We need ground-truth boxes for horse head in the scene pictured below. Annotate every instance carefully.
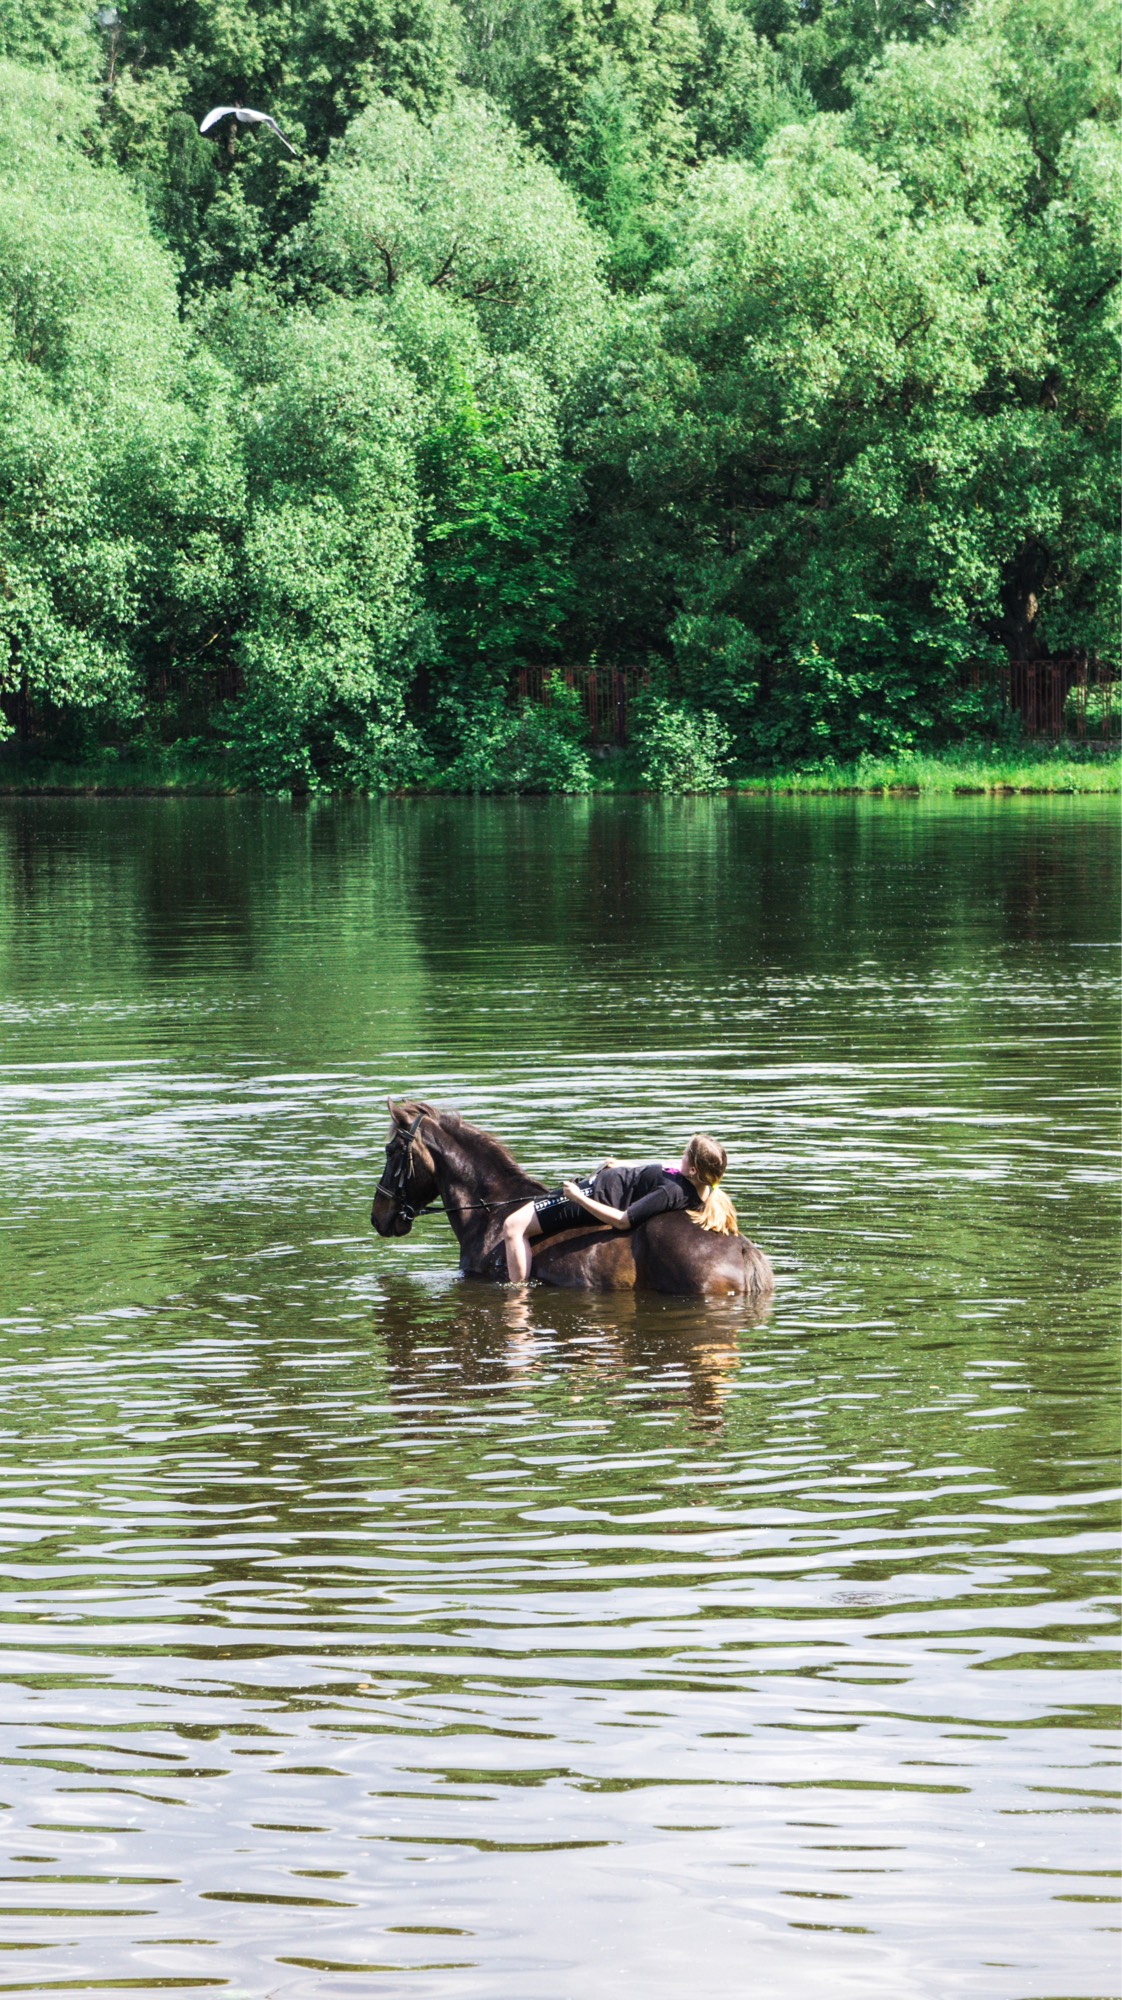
[371,1100,441,1236]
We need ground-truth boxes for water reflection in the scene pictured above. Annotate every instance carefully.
[0,794,1117,1998]
[374,1274,768,1428]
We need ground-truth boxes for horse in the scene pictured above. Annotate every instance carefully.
[370,1100,774,1300]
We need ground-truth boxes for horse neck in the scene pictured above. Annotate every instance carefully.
[426,1123,543,1234]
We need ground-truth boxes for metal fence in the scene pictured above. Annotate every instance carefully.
[515,664,647,745]
[519,659,1120,747]
[982,659,1120,741]
[4,654,1117,750]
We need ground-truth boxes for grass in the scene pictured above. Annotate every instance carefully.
[734,744,1121,796]
[0,742,237,793]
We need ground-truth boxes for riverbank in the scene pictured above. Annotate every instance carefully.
[0,742,1117,797]
[734,747,1121,795]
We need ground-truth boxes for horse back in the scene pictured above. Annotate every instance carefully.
[531,1228,638,1291]
[529,1213,773,1299]
[632,1212,774,1299]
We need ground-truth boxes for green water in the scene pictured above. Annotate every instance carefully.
[0,795,1117,1999]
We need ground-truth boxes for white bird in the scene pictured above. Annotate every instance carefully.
[198,105,299,156]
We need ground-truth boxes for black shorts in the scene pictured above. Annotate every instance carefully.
[532,1177,595,1240]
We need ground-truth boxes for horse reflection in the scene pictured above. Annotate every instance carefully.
[371,1274,771,1429]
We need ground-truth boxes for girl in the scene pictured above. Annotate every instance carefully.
[502,1133,737,1282]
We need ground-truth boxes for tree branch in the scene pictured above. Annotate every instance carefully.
[894,313,934,350]
[430,239,460,288]
[1082,270,1120,314]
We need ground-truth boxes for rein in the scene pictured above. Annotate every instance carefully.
[375,1110,531,1224]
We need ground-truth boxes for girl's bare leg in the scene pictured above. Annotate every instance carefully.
[503,1200,542,1282]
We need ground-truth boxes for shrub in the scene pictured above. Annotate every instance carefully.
[443,673,593,791]
[632,692,732,791]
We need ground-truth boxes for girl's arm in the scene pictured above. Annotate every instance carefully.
[562,1181,630,1228]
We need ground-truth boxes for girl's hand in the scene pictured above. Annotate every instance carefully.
[562,1183,629,1229]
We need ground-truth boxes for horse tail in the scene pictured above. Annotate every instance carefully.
[739,1237,774,1301]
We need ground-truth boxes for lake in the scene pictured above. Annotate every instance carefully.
[0,793,1117,1999]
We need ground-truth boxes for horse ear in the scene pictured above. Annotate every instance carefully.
[387,1097,406,1126]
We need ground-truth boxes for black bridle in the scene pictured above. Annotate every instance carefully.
[374,1109,536,1225]
[374,1110,443,1225]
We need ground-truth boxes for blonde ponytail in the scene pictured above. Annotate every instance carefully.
[690,1185,739,1235]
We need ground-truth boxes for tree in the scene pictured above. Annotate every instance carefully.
[200,288,427,788]
[0,63,204,742]
[458,0,813,283]
[574,7,1118,759]
[98,0,464,290]
[304,90,607,389]
[0,0,1116,784]
[0,0,100,81]
[422,389,577,716]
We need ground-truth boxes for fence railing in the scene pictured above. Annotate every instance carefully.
[515,664,647,745]
[522,659,1120,747]
[3,654,1117,750]
[970,658,1121,741]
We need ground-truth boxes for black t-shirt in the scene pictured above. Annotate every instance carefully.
[590,1162,702,1228]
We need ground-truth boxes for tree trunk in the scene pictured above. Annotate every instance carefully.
[1000,539,1050,663]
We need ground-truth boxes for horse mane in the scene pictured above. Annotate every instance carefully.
[398,1101,542,1189]
[455,1120,528,1178]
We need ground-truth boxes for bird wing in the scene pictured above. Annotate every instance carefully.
[199,104,299,154]
[259,114,299,155]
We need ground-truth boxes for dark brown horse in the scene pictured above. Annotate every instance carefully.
[370,1101,774,1300]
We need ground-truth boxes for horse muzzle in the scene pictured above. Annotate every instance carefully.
[371,1195,413,1237]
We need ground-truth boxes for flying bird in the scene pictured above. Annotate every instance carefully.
[198,105,299,155]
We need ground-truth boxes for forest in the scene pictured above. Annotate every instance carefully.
[0,0,1117,790]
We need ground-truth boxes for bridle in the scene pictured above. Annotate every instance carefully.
[374,1110,443,1225]
[374,1109,534,1224]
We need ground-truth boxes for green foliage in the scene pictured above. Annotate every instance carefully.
[97,0,463,290]
[0,0,100,79]
[577,1,1120,762]
[1064,681,1121,737]
[632,691,732,790]
[0,0,1117,789]
[0,64,197,738]
[735,742,1121,792]
[762,0,968,111]
[109,0,463,143]
[443,673,594,790]
[458,0,815,284]
[305,90,606,386]
[207,292,427,790]
[422,395,577,706]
